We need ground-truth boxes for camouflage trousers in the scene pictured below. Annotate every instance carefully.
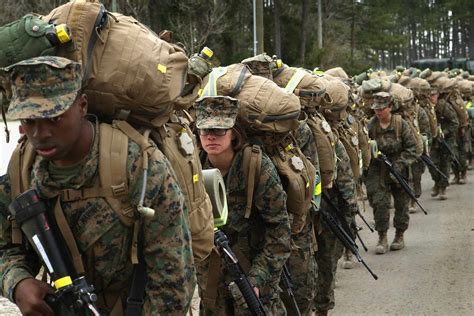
[429,138,457,189]
[452,133,468,174]
[283,219,317,315]
[410,159,425,197]
[314,229,340,312]
[365,167,410,232]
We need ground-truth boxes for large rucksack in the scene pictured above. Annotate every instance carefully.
[41,0,188,127]
[273,66,337,189]
[200,65,316,234]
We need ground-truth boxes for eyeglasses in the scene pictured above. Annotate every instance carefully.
[198,128,229,136]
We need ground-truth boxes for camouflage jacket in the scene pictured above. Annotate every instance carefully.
[294,121,320,172]
[203,147,291,299]
[0,123,195,314]
[436,98,460,140]
[333,140,358,218]
[417,102,432,142]
[368,114,418,172]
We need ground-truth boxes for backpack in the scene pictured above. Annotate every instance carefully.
[418,100,439,138]
[200,64,301,133]
[448,90,469,128]
[42,0,188,127]
[273,67,337,189]
[200,66,316,234]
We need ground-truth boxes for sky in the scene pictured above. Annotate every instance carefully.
[1,121,22,175]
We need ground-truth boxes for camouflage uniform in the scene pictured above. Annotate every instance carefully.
[429,97,459,190]
[291,121,319,315]
[0,57,195,314]
[410,104,431,198]
[196,97,291,316]
[314,140,357,313]
[366,112,417,233]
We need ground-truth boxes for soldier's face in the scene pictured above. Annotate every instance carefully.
[374,106,391,121]
[20,94,89,165]
[199,128,234,156]
[430,92,439,104]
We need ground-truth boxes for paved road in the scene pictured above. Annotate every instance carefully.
[333,169,473,315]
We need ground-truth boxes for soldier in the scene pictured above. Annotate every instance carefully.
[366,92,417,254]
[0,57,196,314]
[196,96,291,315]
[430,78,460,199]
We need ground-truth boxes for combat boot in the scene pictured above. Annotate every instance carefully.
[375,231,388,254]
[342,248,355,269]
[450,173,460,184]
[458,171,466,184]
[439,187,447,200]
[408,199,417,214]
[431,184,439,197]
[390,229,405,250]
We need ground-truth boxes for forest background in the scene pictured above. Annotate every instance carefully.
[2,0,473,75]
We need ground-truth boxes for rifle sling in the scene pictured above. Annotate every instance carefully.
[125,220,147,316]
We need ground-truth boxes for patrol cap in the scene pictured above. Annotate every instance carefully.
[371,92,392,110]
[241,53,275,79]
[195,96,240,129]
[2,56,82,120]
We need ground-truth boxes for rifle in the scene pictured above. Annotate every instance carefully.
[279,264,301,316]
[320,194,378,280]
[376,153,428,215]
[9,189,101,316]
[420,153,448,181]
[437,135,461,169]
[214,230,267,316]
[352,219,369,252]
[355,207,374,233]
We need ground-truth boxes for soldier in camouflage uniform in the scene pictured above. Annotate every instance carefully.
[406,79,433,213]
[366,92,417,254]
[429,78,460,199]
[0,57,195,315]
[196,96,291,315]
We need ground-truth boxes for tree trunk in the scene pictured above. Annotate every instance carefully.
[299,0,309,65]
[452,16,459,58]
[350,0,356,66]
[468,17,474,58]
[273,0,282,58]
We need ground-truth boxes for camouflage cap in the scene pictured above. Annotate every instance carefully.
[195,96,240,129]
[241,53,275,79]
[371,91,392,110]
[2,56,82,120]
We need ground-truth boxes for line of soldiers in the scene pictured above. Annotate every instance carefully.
[189,57,473,315]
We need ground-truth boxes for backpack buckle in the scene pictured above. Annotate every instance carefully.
[111,183,128,197]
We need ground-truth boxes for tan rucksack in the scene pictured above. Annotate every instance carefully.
[43,0,188,127]
[273,67,337,189]
[200,64,301,133]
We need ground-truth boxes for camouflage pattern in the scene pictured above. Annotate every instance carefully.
[294,121,320,171]
[429,98,459,189]
[2,56,82,120]
[314,140,357,313]
[370,91,392,110]
[410,105,431,197]
[195,96,240,130]
[366,115,417,232]
[200,148,291,315]
[241,54,275,80]
[0,123,196,314]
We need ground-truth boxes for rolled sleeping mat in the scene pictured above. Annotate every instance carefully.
[202,168,228,228]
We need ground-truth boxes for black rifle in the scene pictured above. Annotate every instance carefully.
[355,207,374,233]
[320,194,378,280]
[420,153,448,181]
[214,230,267,316]
[376,153,428,215]
[437,136,461,169]
[352,219,369,252]
[280,264,301,316]
[9,189,101,316]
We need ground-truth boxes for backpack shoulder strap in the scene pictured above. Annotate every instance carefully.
[241,144,262,219]
[8,139,36,244]
[393,114,402,141]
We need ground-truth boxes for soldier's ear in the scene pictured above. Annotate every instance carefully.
[78,93,88,116]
